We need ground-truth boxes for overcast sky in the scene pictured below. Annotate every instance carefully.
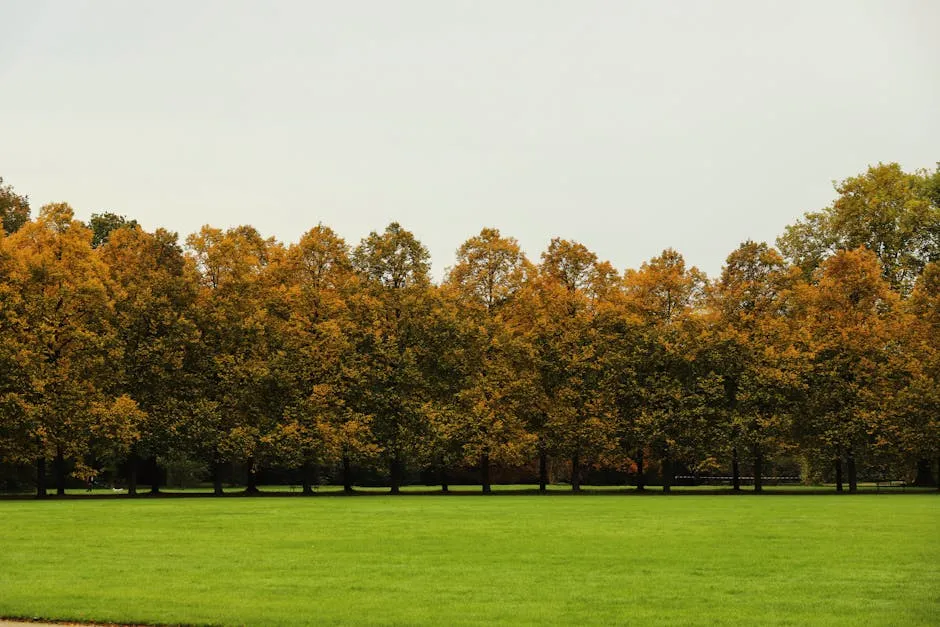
[2,1,938,279]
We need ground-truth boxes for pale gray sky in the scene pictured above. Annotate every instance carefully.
[2,1,938,279]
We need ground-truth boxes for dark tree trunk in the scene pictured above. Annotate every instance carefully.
[440,464,449,493]
[835,457,844,492]
[342,454,353,494]
[731,447,741,492]
[127,451,139,496]
[212,461,224,496]
[245,457,259,495]
[389,457,401,494]
[662,455,673,493]
[36,457,47,499]
[847,451,857,493]
[301,461,314,495]
[636,449,645,492]
[937,455,940,492]
[913,458,935,487]
[571,453,581,492]
[538,446,548,493]
[54,448,66,496]
[150,457,161,495]
[753,447,763,493]
[481,453,491,494]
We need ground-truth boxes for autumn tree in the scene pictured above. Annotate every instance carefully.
[350,223,433,493]
[99,226,200,495]
[405,283,483,492]
[623,249,716,492]
[4,204,127,496]
[0,228,32,472]
[592,282,646,489]
[443,228,535,492]
[186,225,284,495]
[778,163,940,294]
[531,238,621,492]
[707,241,803,491]
[275,225,373,494]
[894,262,940,486]
[794,248,903,492]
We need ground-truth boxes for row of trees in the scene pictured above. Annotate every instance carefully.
[0,163,938,496]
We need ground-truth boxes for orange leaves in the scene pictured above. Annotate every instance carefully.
[90,395,145,459]
[0,158,936,487]
[446,227,532,314]
[624,248,706,327]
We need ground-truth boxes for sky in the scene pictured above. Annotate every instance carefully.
[1,1,938,280]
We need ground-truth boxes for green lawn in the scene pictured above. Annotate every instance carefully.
[0,495,937,625]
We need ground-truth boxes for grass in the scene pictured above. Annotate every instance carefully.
[0,495,937,625]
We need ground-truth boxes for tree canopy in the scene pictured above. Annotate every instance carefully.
[0,163,938,496]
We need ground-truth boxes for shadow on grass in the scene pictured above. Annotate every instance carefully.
[2,484,937,500]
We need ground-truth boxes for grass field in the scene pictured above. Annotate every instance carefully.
[1,495,937,625]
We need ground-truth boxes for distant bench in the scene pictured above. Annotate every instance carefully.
[875,480,906,492]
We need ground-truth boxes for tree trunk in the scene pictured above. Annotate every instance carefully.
[481,453,491,494]
[150,457,161,495]
[127,451,139,496]
[54,448,66,496]
[731,447,741,492]
[342,454,353,494]
[440,463,449,493]
[847,451,857,493]
[389,457,401,495]
[36,457,47,499]
[212,460,224,496]
[662,455,673,494]
[835,457,844,492]
[937,455,940,492]
[312,464,321,492]
[636,449,645,492]
[538,446,548,493]
[753,447,763,493]
[913,458,935,487]
[301,461,314,495]
[571,453,581,492]
[245,457,259,495]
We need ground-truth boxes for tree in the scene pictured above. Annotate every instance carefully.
[533,239,621,492]
[350,223,433,493]
[0,228,33,471]
[623,249,714,492]
[444,228,535,492]
[707,241,803,492]
[277,224,370,494]
[794,248,903,492]
[4,204,123,496]
[778,163,940,294]
[0,177,30,235]
[99,226,200,494]
[186,225,283,495]
[894,262,940,486]
[88,212,140,248]
[419,287,473,493]
[923,164,940,209]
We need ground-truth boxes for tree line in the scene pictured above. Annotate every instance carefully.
[0,163,938,497]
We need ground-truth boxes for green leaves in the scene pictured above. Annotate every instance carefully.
[778,163,940,294]
[0,177,30,235]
